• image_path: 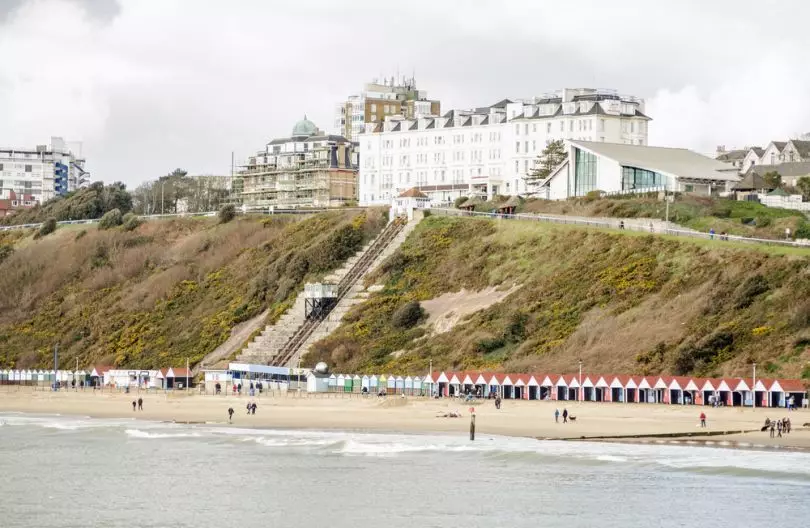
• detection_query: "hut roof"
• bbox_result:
[497,195,522,210]
[398,187,429,199]
[767,186,790,196]
[733,171,771,191]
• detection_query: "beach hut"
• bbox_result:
[513,375,526,400]
[554,375,569,401]
[667,377,689,405]
[766,380,785,408]
[343,375,355,393]
[699,379,716,406]
[0,369,7,383]
[336,374,346,392]
[361,375,371,393]
[567,376,581,401]
[395,376,405,394]
[653,376,670,403]
[636,377,653,403]
[386,375,397,394]
[526,376,540,400]
[474,374,489,397]
[781,379,806,409]
[328,374,338,392]
[404,376,413,395]
[448,373,462,397]
[753,379,768,407]
[421,373,434,396]
[413,376,423,396]
[487,374,502,399]
[732,379,751,407]
[370,375,379,394]
[435,372,449,397]
[683,378,700,405]
[538,376,554,400]
[581,376,595,401]
[609,376,626,402]
[501,375,516,399]
[352,375,361,393]
[593,376,609,402]
[715,379,733,406]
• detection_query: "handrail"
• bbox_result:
[272,218,406,367]
[429,208,810,249]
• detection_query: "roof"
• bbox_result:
[772,141,787,151]
[497,195,522,209]
[748,161,810,178]
[570,140,741,183]
[716,149,747,162]
[768,186,790,196]
[732,171,771,191]
[790,139,810,158]
[292,115,318,137]
[749,147,765,156]
[398,188,429,199]
[490,98,513,109]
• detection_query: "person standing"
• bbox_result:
[769,421,776,438]
[699,412,706,428]
[709,228,715,240]
[494,395,501,410]
[554,409,560,423]
[131,401,136,412]
[251,402,257,415]
[137,397,143,411]
[228,408,234,423]
[562,408,568,424]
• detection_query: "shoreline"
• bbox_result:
[1,389,808,452]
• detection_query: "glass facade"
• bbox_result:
[621,166,664,191]
[573,148,597,195]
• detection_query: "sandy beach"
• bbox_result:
[1,387,808,450]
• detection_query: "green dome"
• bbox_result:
[292,115,317,137]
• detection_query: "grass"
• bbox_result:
[0,209,387,369]
[304,215,810,379]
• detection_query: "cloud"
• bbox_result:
[1,0,809,186]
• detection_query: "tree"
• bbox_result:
[763,171,782,189]
[218,204,236,224]
[35,218,57,239]
[797,176,810,201]
[525,139,568,185]
[98,208,123,229]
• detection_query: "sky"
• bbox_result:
[1,0,810,187]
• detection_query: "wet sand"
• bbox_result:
[1,387,807,449]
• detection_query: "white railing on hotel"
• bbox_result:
[429,208,810,249]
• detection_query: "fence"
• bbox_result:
[429,208,810,250]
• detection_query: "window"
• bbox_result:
[569,121,574,132]
[371,104,377,112]
[532,140,536,152]
[515,142,520,153]
[524,141,528,153]
[515,161,519,173]
[599,119,605,132]
[0,163,3,171]
[24,165,32,173]
[515,124,520,135]
[533,124,537,132]
[684,184,694,192]
[524,160,529,173]
[630,121,635,133]
[547,123,552,133]
[560,121,564,132]
[524,124,529,135]
[621,166,663,191]
[572,147,597,195]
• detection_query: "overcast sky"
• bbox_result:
[2,0,809,187]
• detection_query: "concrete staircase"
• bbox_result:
[235,214,418,366]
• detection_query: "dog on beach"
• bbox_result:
[569,416,577,422]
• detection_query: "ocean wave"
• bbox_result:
[125,429,201,439]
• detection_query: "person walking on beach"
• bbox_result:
[494,395,502,410]
[777,419,783,438]
[699,412,706,428]
[554,409,560,423]
[137,397,143,411]
[246,401,252,415]
[769,421,776,438]
[228,408,234,423]
[251,402,257,415]
[562,408,568,424]
[131,400,136,412]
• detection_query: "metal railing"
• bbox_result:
[429,208,810,249]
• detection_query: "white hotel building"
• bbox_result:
[359,88,650,205]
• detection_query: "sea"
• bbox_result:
[1,412,809,527]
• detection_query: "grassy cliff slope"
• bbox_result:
[0,210,386,369]
[466,195,810,241]
[305,216,810,381]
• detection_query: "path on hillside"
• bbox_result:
[194,308,269,374]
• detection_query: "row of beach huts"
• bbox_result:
[0,366,192,389]
[301,371,807,409]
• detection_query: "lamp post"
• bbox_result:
[752,362,757,408]
[578,359,583,402]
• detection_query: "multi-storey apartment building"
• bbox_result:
[0,137,88,203]
[359,88,649,205]
[240,117,358,209]
[334,77,441,142]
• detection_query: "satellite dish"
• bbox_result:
[314,362,329,374]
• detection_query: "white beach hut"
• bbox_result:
[386,375,397,394]
[594,376,610,402]
[404,376,414,395]
[527,376,540,400]
[413,376,423,396]
[361,375,371,393]
[581,376,595,401]
[395,376,405,394]
[370,375,379,394]
[554,375,569,401]
[487,374,502,399]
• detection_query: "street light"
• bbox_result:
[752,362,757,408]
[578,359,583,402]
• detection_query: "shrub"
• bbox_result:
[0,244,13,264]
[391,301,424,329]
[802,364,810,380]
[218,204,236,224]
[35,217,57,239]
[732,274,769,309]
[584,190,603,202]
[755,216,771,228]
[122,212,143,232]
[75,230,87,241]
[98,208,123,230]
[794,221,810,240]
[454,196,468,209]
